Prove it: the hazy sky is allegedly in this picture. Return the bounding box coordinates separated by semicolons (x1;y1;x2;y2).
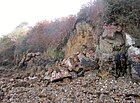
0;0;89;36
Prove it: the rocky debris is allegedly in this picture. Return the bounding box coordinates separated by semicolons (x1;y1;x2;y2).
50;69;71;82
0;47;140;102
62;57;75;71
1;69;140;102
43;66;72;82
43;50;99;82
18;52;41;68
0;89;4;101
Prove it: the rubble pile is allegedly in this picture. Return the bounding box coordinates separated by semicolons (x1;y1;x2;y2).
0;47;140;102
44;50;99;82
1;68;140;102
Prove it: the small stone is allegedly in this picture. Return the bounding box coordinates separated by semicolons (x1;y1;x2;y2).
0;89;4;101
63;78;71;83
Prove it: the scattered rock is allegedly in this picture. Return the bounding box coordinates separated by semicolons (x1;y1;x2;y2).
13;81;30;87
0;89;4;101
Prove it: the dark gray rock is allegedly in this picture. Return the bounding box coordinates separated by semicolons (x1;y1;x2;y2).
77;53;99;70
0;89;4;101
131;64;140;82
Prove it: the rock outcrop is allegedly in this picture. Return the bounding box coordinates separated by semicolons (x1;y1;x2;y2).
95;23;126;77
65;21;97;58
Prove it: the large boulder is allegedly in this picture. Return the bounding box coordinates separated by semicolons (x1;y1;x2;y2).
77;52;99;70
95;24;126;77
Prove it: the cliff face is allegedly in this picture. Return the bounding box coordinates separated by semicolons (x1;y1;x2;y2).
65;22;97;58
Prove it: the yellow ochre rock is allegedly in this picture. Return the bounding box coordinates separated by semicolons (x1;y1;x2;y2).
65;22;97;58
